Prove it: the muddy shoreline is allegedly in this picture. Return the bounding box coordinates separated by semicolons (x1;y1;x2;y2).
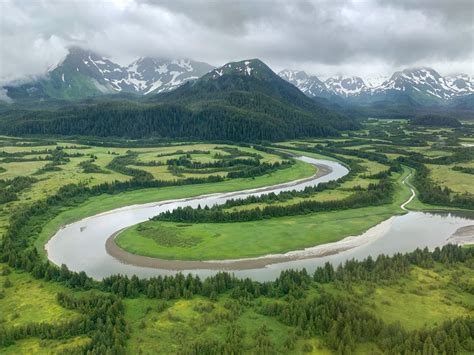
447;225;474;245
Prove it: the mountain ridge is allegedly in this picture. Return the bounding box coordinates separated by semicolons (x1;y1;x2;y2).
278;68;474;106
2;47;473;112
3;47;215;101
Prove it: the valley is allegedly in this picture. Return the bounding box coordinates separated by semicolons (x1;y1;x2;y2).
0;119;473;353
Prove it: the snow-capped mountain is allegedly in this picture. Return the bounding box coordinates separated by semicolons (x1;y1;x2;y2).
324;76;368;97
278;67;474;105
3;47;214;101
108;57;214;94
278;70;328;97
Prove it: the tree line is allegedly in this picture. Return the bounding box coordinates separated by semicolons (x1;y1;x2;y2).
153;178;394;223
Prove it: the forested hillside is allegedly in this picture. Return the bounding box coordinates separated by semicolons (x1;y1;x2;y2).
0;59;358;141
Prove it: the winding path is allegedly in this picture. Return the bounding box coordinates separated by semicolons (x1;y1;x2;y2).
401;169;416;211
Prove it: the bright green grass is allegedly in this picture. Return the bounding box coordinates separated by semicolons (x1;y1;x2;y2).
427;163;474;194
0;264;80;327
367;267;473;330
116;208;396;260
35;159;316;256
116;168;412;260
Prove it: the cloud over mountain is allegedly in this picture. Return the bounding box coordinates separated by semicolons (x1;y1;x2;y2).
1;0;473;84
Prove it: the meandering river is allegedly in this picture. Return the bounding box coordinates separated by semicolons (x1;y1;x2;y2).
45;156;474;281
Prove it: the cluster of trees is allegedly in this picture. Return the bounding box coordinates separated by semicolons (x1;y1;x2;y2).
319;146;396;168
32;146;81;175
0;292;128;354
227;160;292;179
217;177;349;210
154;178;394;223
156;149;210;157
78;159;109;174
167;156;259;169
0;176;37;204
407;148;473;165
106;151;155;180
453;166;474;175
411;114;462;128
99;244;471;300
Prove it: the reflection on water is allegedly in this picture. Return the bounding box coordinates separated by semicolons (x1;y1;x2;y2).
45;157;473;281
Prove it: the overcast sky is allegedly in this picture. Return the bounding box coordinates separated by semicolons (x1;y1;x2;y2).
1;0;473;84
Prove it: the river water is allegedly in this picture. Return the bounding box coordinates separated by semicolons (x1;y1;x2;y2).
45;157;473;281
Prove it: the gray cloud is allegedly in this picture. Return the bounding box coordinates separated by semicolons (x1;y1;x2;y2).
1;0;473;84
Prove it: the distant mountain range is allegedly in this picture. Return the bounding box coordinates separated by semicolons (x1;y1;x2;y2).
2;47;473;116
4;47;214;101
278;68;474;106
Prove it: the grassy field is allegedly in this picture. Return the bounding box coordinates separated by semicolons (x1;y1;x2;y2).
0;264;80;327
427;163;474;194
0;263;92;353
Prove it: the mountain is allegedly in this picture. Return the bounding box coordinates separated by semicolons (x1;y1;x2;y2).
3;47;214;101
4;48;117;101
278;67;474;107
109;57;214;94
0;59;358;141
325;76;368;97
273;70;328;98
152;58;359;138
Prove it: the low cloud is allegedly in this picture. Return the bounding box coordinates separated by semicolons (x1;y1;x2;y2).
1;0;473;84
